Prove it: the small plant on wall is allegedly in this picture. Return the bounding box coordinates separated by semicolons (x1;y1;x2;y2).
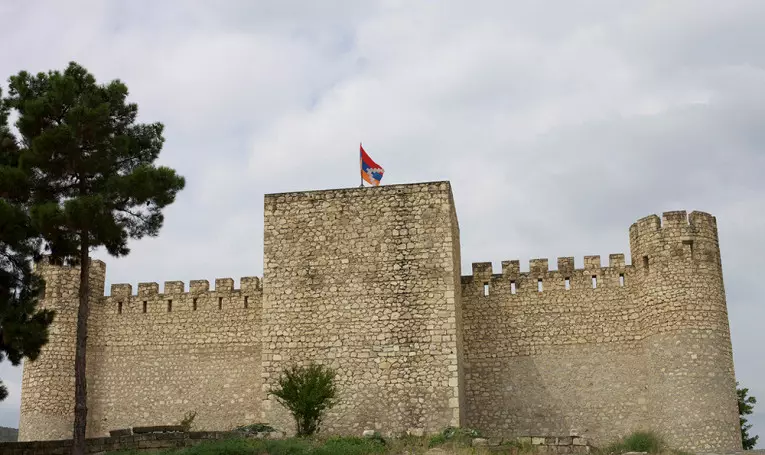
270;362;338;436
180;410;197;431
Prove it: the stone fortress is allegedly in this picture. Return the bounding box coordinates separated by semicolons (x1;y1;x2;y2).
18;181;742;452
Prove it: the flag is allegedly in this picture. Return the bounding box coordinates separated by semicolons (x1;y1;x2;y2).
360;143;384;186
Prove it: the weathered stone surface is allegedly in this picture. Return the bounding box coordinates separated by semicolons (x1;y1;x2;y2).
472;437;488;446
260;182;463;436
17;183;741;453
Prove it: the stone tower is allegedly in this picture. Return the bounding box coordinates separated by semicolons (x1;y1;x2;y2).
18;259;106;442
260;182;464;436
629;211;741;451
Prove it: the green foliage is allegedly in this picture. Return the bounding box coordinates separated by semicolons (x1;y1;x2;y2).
0;87;55;402
2;61;185;452
180;411;197;432
4;61;186;263
621;431;663;453
313;436;386;455
270;363;338;437
428;426;481;448
598;431;664;455
737;382;759;450
105;436;388;455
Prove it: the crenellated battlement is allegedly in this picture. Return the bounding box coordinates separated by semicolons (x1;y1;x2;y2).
463;254;633;296
629;210;721;267
629;210;717;239
467;254;630;279
101;276;263;315
107;276;262;297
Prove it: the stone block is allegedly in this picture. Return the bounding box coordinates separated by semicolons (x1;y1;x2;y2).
472;438;488;447
133;425;185;433
556;436;573;445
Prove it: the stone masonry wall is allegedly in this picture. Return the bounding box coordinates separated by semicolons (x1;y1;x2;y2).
19;260;106;441
461;211;741;452
630;211;741;451
461;256;649;447
18;182;741;453
84;277;263;437
18;265;263;440
260;182;463;436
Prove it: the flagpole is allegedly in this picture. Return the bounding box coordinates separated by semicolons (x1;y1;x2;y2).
359;142;364;188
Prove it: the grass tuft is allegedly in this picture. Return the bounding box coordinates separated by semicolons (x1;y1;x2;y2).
598;431;665;455
428;426;481;448
106;435;392;455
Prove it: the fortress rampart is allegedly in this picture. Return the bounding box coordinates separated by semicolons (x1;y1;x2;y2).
18;182;742;452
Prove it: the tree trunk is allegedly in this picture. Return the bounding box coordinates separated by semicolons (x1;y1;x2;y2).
72;235;89;455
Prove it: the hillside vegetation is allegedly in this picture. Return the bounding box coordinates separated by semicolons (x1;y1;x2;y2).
106;429;693;455
0;426;18;442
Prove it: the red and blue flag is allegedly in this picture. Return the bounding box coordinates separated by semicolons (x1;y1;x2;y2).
360;144;384;186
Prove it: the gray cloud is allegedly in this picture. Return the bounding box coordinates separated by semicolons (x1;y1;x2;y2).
0;0;762;445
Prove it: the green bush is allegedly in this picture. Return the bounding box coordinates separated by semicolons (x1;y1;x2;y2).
622;431;663;453
599;431;664;454
269;363;338;437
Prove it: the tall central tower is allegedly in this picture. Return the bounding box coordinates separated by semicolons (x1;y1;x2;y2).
260;182;465;436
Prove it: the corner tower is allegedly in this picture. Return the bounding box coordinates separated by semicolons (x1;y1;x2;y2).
630;211;741;451
18;259;106;441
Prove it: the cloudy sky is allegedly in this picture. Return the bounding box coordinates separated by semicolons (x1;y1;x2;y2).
0;0;763;446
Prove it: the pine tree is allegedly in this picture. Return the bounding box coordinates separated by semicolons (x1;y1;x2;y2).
0;87;55;402
4;62;185;455
738;382;759;450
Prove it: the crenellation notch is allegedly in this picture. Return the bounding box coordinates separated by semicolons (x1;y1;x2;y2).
190;280;210;293
662;210;689;228
240;276;261;291
557;257;575;273
529;259;548;275
164;281;184;294
472;262;493;278
584;255;601;270
110;283;132;297
501;260;520;277
137;282;159;296
608;254;625;268
215;278;234;291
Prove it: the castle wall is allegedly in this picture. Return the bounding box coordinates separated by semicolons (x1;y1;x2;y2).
84;277;263;437
461;257;649;446
260;182;463;436
17;182;741;452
